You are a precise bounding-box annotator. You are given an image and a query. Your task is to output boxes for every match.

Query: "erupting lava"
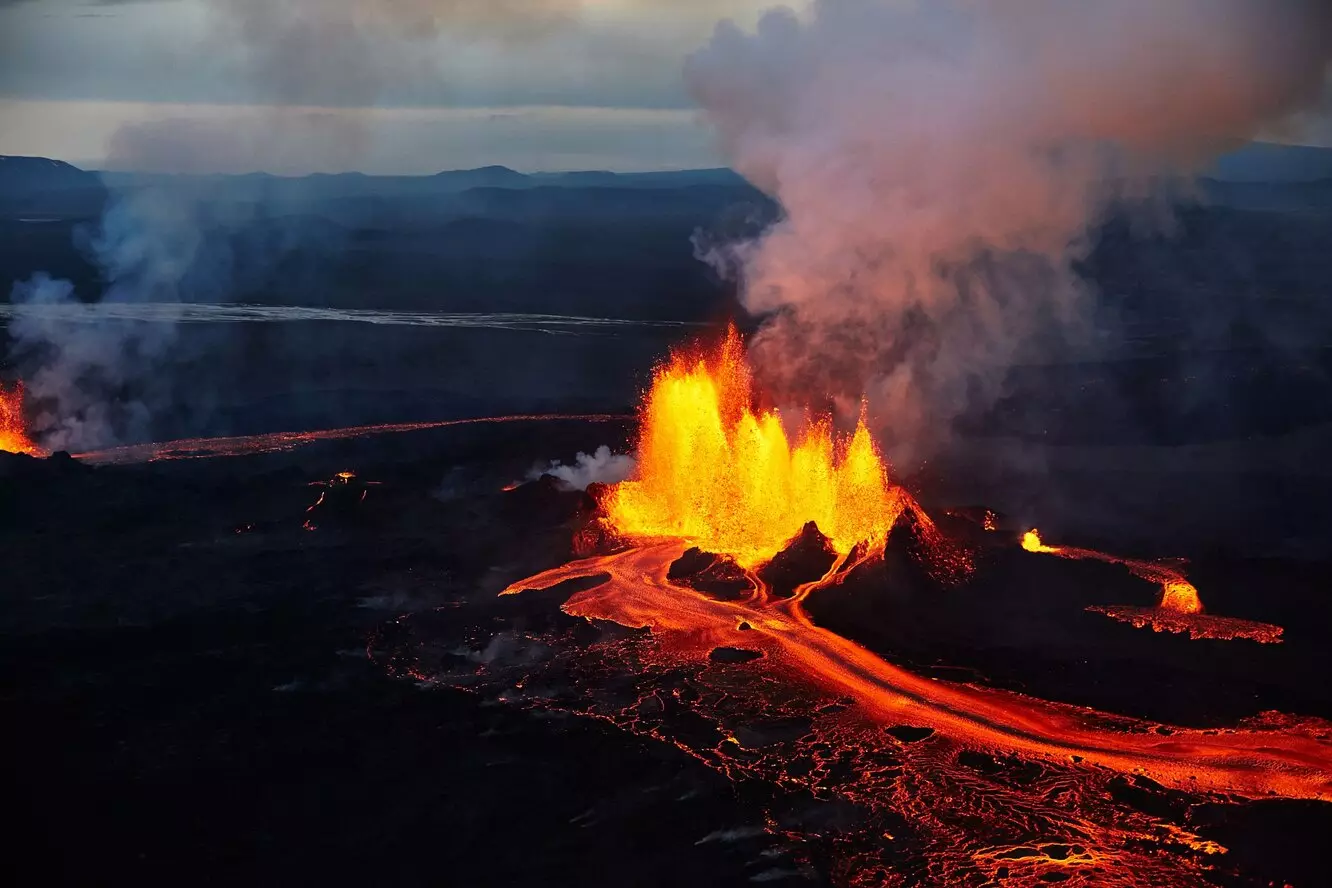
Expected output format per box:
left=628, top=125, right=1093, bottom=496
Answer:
left=374, top=328, right=1330, bottom=886
left=607, top=326, right=901, bottom=567
left=1021, top=530, right=1283, bottom=643
left=0, top=381, right=43, bottom=456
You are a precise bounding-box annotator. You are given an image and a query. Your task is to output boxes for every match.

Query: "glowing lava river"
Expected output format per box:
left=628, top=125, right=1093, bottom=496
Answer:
left=377, top=328, right=1332, bottom=886
left=504, top=542, right=1331, bottom=802
left=73, top=413, right=629, bottom=465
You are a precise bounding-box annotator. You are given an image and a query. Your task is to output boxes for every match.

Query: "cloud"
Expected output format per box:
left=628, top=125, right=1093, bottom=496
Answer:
left=687, top=0, right=1332, bottom=464
left=0, top=99, right=718, bottom=173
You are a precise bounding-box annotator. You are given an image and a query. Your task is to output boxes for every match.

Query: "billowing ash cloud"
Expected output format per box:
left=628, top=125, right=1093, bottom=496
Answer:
left=529, top=445, right=636, bottom=490
left=686, top=0, right=1332, bottom=462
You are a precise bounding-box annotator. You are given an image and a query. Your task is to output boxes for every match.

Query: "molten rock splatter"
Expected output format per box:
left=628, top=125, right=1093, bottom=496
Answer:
left=606, top=326, right=904, bottom=568
left=0, top=382, right=43, bottom=456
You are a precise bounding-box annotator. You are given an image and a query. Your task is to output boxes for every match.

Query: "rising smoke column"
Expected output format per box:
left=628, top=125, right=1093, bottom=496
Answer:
left=686, top=0, right=1332, bottom=462
left=8, top=192, right=208, bottom=450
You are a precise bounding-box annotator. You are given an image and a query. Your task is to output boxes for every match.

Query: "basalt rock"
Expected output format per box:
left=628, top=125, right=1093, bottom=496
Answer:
left=503, top=474, right=586, bottom=527
left=758, top=521, right=838, bottom=599
left=668, top=547, right=754, bottom=600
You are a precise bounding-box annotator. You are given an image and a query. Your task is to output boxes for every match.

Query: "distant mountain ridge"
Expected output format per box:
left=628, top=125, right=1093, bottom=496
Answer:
left=1209, top=142, right=1332, bottom=183
left=92, top=164, right=749, bottom=200
left=4, top=142, right=1327, bottom=196
left=0, top=156, right=103, bottom=195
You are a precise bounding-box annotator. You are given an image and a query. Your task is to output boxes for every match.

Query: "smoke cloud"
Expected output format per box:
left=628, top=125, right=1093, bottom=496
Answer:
left=686, top=0, right=1332, bottom=463
left=7, top=186, right=231, bottom=449
left=529, top=445, right=636, bottom=490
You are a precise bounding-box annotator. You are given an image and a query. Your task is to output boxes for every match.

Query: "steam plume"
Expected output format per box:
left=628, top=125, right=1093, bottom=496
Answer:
left=7, top=188, right=214, bottom=449
left=686, top=0, right=1332, bottom=462
left=529, top=445, right=636, bottom=490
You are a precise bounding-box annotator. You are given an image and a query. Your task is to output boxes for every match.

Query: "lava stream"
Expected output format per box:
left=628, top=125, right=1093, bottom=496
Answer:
left=503, top=543, right=1332, bottom=803
left=1021, top=530, right=1283, bottom=643
left=74, top=413, right=629, bottom=465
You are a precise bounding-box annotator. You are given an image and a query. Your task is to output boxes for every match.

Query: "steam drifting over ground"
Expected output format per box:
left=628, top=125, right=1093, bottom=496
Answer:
left=528, top=445, right=636, bottom=490
left=687, top=0, right=1332, bottom=463
left=7, top=187, right=212, bottom=449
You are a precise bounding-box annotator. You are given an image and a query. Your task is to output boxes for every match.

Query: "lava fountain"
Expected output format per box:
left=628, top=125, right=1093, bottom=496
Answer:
left=606, top=325, right=903, bottom=567
left=498, top=330, right=1328, bottom=800
left=369, top=327, right=1332, bottom=885
left=0, top=381, right=43, bottom=456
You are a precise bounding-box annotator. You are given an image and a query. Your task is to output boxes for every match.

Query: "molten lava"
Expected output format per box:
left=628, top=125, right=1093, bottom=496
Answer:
left=607, top=327, right=901, bottom=567
left=372, top=329, right=1328, bottom=885
left=1023, top=528, right=1204, bottom=613
left=74, top=413, right=628, bottom=466
left=1021, top=529, right=1282, bottom=643
left=0, top=381, right=42, bottom=456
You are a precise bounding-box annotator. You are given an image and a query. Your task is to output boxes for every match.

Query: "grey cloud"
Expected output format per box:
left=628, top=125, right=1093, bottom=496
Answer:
left=688, top=0, right=1332, bottom=465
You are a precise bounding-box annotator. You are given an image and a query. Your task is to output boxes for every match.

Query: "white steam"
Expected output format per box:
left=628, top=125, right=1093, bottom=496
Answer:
left=528, top=445, right=636, bottom=490
left=7, top=187, right=213, bottom=449
left=686, top=0, right=1332, bottom=463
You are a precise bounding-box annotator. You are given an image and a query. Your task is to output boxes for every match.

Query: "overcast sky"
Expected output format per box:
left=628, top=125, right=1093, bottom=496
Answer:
left=0, top=0, right=1328, bottom=174
left=0, top=0, right=775, bottom=172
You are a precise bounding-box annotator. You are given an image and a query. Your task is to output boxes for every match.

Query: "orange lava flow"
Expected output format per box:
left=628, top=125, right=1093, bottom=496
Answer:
left=0, top=381, right=43, bottom=456
left=73, top=413, right=629, bottom=466
left=1021, top=530, right=1283, bottom=643
left=607, top=326, right=901, bottom=568
left=502, top=544, right=1332, bottom=803
left=494, top=331, right=1325, bottom=808
left=1021, top=529, right=1202, bottom=614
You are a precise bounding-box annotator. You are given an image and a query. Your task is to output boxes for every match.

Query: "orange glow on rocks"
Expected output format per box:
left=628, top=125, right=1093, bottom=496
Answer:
left=606, top=326, right=902, bottom=568
left=0, top=382, right=43, bottom=456
left=502, top=543, right=1330, bottom=804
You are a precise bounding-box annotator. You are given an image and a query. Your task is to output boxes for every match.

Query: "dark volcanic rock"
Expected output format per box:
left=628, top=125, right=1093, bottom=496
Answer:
left=0, top=450, right=38, bottom=478
left=668, top=547, right=755, bottom=600
left=886, top=505, right=976, bottom=588
left=885, top=725, right=935, bottom=744
left=758, top=521, right=838, bottom=599
left=571, top=484, right=626, bottom=557
left=804, top=520, right=1332, bottom=727
left=0, top=448, right=89, bottom=482
left=303, top=472, right=378, bottom=529
left=709, top=646, right=764, bottom=664
left=502, top=473, right=586, bottom=527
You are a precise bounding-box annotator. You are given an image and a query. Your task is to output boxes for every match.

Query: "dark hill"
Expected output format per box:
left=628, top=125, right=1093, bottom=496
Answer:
left=0, top=156, right=107, bottom=218
left=0, top=156, right=102, bottom=194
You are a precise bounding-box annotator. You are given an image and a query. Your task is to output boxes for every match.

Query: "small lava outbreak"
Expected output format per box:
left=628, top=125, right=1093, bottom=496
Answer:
left=1021, top=530, right=1284, bottom=643
left=378, top=329, right=1332, bottom=887
left=0, top=381, right=43, bottom=456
